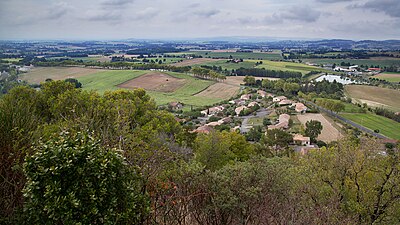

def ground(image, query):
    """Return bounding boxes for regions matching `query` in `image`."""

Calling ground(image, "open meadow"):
[345,85,400,111]
[341,113,400,140]
[372,72,400,83]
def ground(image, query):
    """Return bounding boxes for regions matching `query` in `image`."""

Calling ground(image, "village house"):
[191,125,213,134]
[206,121,221,127]
[293,102,307,113]
[201,106,225,116]
[218,117,233,124]
[257,90,267,98]
[240,94,252,100]
[248,102,259,107]
[168,102,183,110]
[229,99,246,106]
[235,106,248,116]
[293,134,311,146]
[278,99,292,106]
[267,114,290,130]
[273,96,287,103]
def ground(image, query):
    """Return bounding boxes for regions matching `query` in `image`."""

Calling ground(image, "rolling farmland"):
[20,67,105,83]
[345,85,400,111]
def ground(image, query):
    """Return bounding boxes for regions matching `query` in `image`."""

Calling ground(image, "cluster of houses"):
[174,88,319,154]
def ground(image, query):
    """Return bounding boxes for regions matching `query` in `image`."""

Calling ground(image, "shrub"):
[23,131,149,224]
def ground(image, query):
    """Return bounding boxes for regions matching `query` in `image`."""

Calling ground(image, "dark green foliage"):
[23,131,149,224]
[305,120,323,142]
[235,67,302,79]
[64,78,82,88]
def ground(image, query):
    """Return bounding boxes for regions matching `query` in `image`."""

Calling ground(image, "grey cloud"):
[316,0,355,3]
[83,10,122,21]
[101,0,134,6]
[193,9,220,18]
[358,0,400,18]
[45,2,70,20]
[131,7,159,20]
[284,6,321,22]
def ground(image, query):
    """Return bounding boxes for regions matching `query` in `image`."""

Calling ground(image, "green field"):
[341,113,400,140]
[1,58,22,62]
[79,70,223,106]
[254,60,330,75]
[303,57,400,67]
[79,70,148,93]
[172,51,282,60]
[372,72,400,83]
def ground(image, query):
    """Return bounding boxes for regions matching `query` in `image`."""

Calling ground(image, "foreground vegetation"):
[1,81,399,224]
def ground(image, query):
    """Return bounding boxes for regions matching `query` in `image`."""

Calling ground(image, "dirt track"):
[117,72,186,92]
[297,113,342,142]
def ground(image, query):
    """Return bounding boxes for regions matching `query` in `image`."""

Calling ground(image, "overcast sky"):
[0,0,399,40]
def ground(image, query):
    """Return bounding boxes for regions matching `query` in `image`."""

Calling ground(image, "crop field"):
[80,70,226,106]
[303,57,400,67]
[372,72,400,83]
[78,70,148,93]
[253,60,330,75]
[297,113,342,142]
[1,58,22,62]
[194,82,240,100]
[20,66,105,83]
[341,113,400,140]
[345,85,400,111]
[118,72,186,92]
[172,58,223,66]
[172,51,282,60]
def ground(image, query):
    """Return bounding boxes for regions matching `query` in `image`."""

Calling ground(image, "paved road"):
[301,99,387,139]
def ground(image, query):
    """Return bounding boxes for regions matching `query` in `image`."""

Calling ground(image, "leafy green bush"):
[23,131,149,224]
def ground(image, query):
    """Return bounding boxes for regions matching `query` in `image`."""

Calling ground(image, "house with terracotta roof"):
[267,114,290,130]
[278,99,292,106]
[192,125,214,134]
[293,102,307,113]
[235,106,248,116]
[240,94,252,100]
[293,134,311,146]
[248,102,259,107]
[273,96,287,102]
[201,106,225,116]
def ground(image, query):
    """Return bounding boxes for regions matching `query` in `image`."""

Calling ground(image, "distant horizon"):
[1,36,400,42]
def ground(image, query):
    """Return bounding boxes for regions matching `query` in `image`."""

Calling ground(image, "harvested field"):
[345,85,400,111]
[194,83,239,99]
[118,72,186,92]
[297,113,342,142]
[172,58,224,67]
[20,66,104,83]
